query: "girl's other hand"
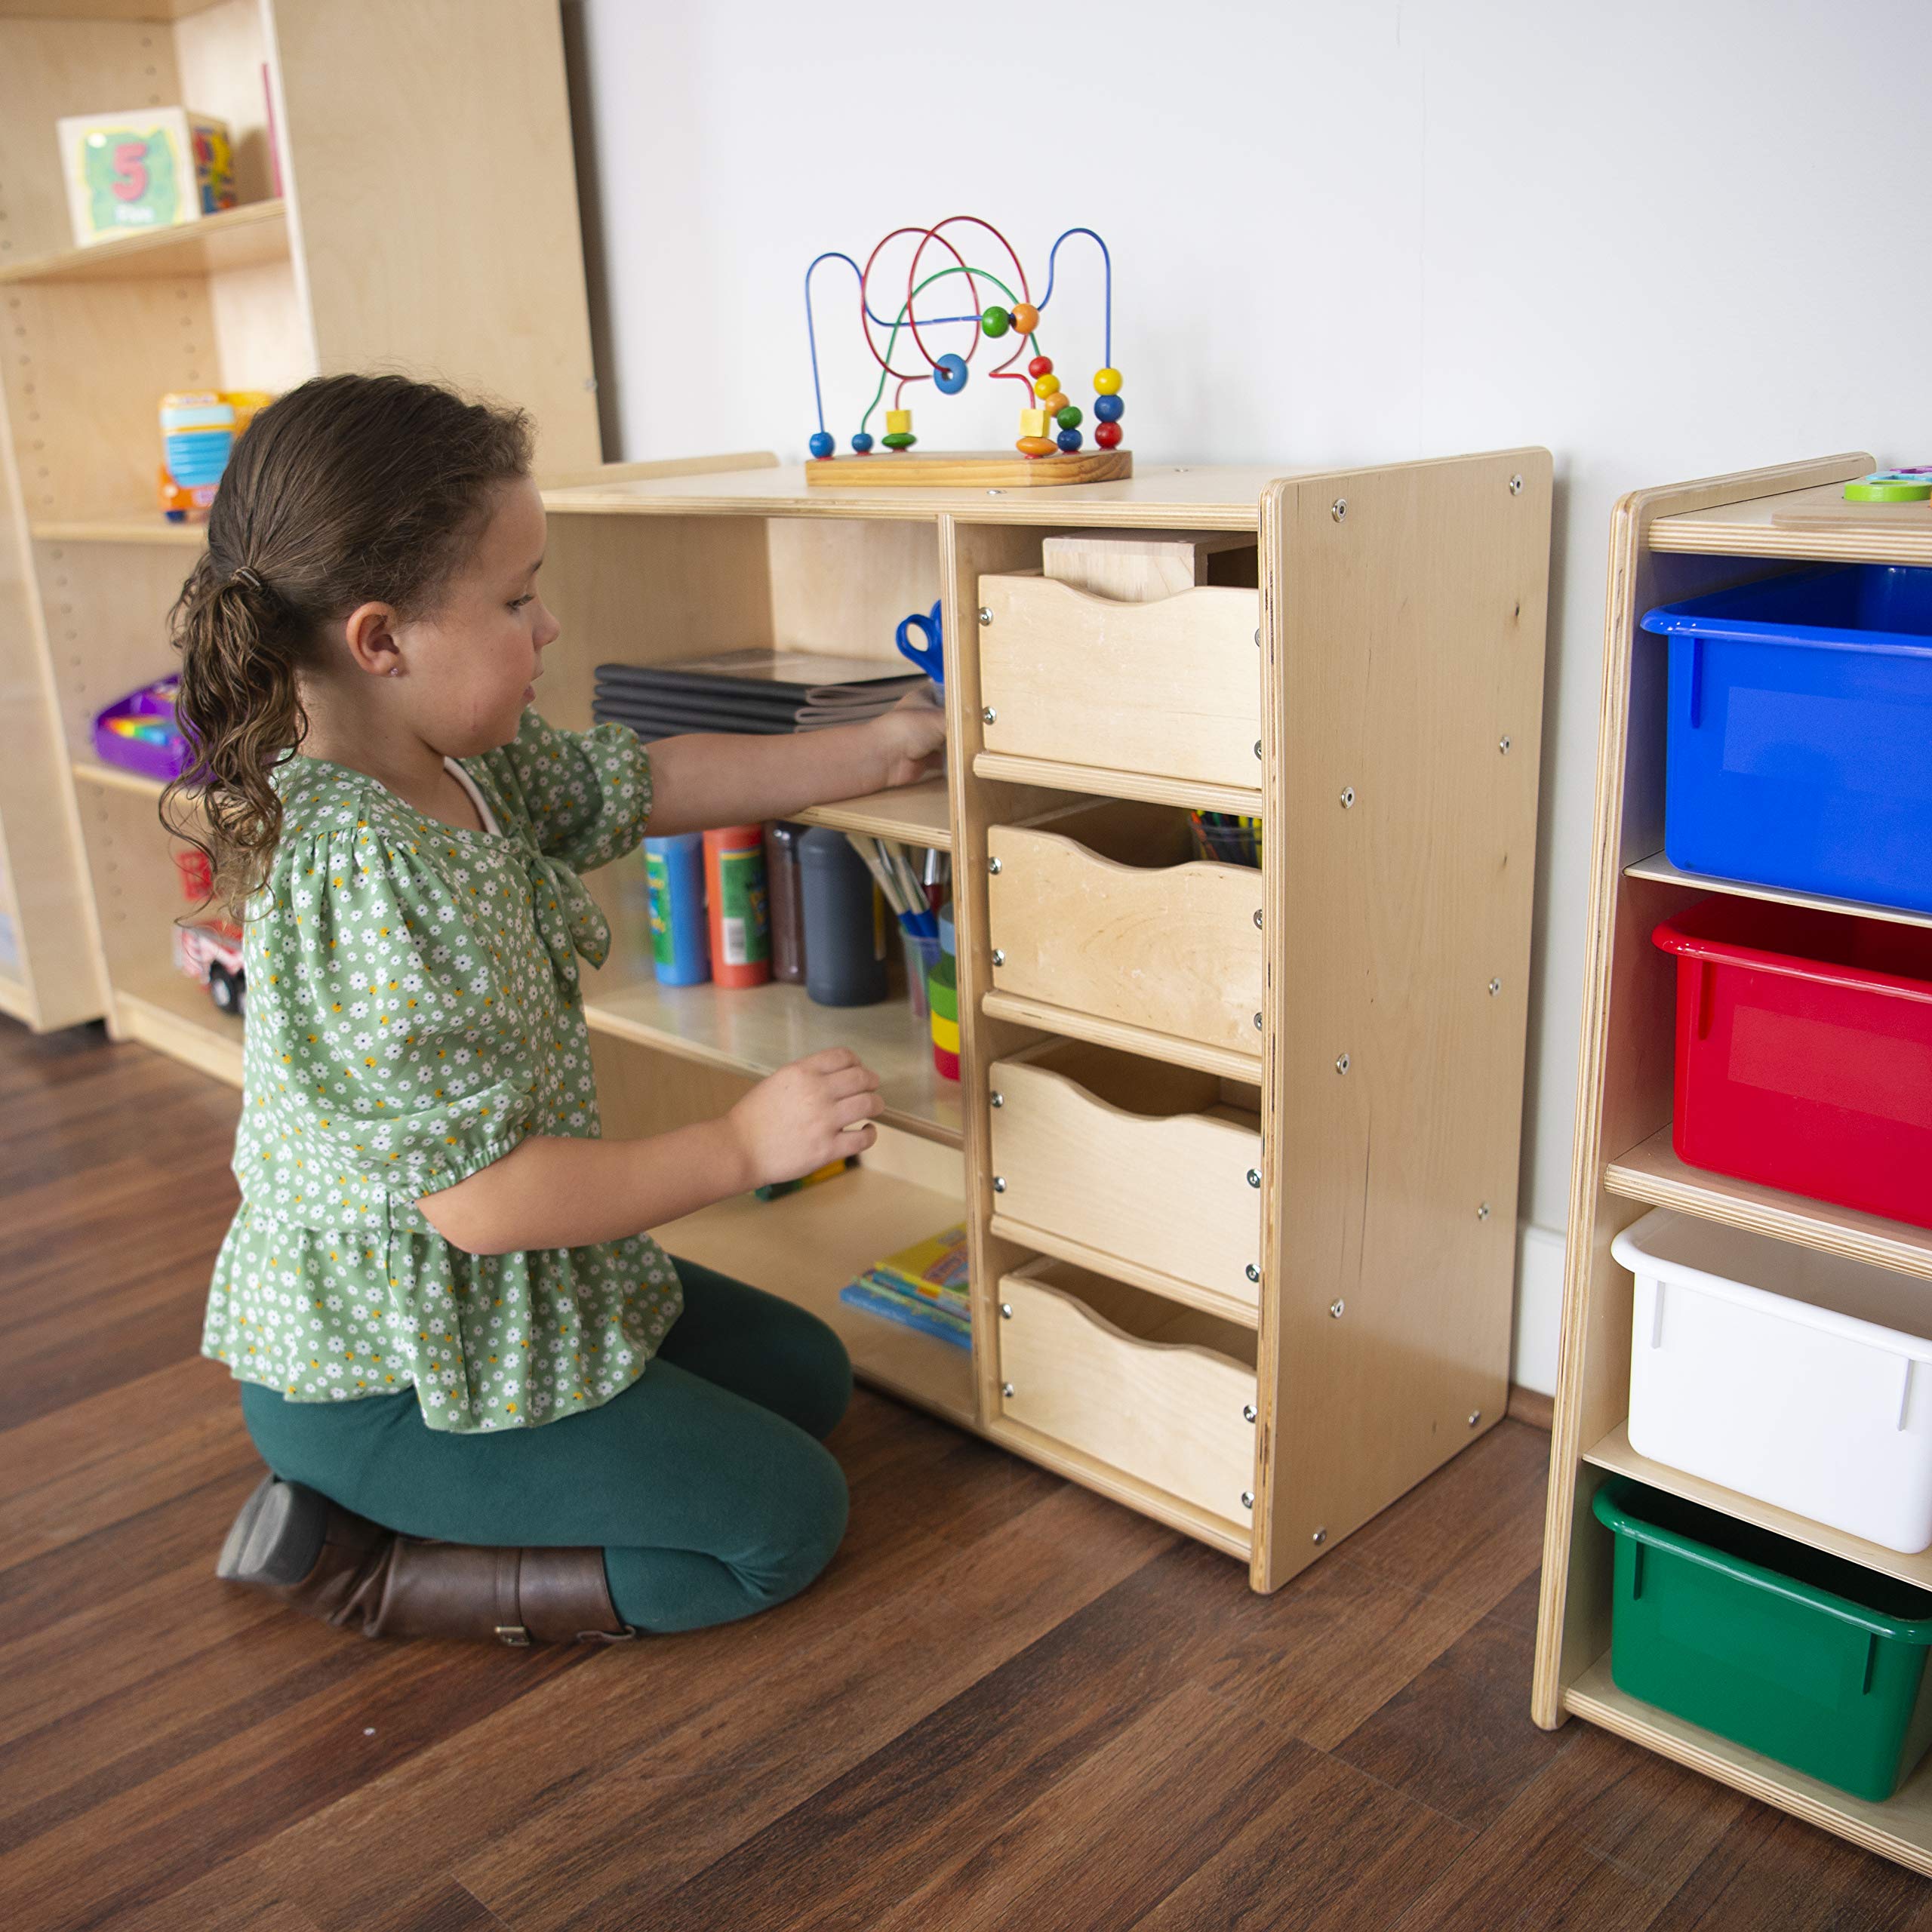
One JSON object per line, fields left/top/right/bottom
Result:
{"left": 872, "top": 688, "right": 948, "bottom": 789}
{"left": 727, "top": 1048, "right": 883, "bottom": 1186}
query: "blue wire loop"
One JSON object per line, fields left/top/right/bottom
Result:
{"left": 1040, "top": 227, "right": 1112, "bottom": 365}
{"left": 804, "top": 251, "right": 864, "bottom": 437}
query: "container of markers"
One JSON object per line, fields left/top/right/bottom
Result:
{"left": 1190, "top": 809, "right": 1263, "bottom": 868}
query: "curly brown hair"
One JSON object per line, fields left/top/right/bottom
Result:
{"left": 163, "top": 373, "right": 533, "bottom": 915}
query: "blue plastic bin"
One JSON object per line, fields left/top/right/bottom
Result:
{"left": 1642, "top": 565, "right": 1932, "bottom": 912}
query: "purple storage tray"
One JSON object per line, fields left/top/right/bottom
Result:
{"left": 93, "top": 675, "right": 195, "bottom": 782}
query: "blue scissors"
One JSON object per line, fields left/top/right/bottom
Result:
{"left": 894, "top": 601, "right": 944, "bottom": 686}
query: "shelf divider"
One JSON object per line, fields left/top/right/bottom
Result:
{"left": 1625, "top": 851, "right": 1932, "bottom": 933}
{"left": 0, "top": 198, "right": 288, "bottom": 288}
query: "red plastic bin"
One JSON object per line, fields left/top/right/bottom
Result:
{"left": 1655, "top": 897, "right": 1932, "bottom": 1229}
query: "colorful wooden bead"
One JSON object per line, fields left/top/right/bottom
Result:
{"left": 808, "top": 431, "right": 834, "bottom": 460}
{"left": 1093, "top": 366, "right": 1123, "bottom": 395}
{"left": 1054, "top": 404, "right": 1083, "bottom": 429}
{"left": 980, "top": 306, "right": 1011, "bottom": 338}
{"left": 1016, "top": 435, "right": 1057, "bottom": 458}
{"left": 1032, "top": 373, "right": 1059, "bottom": 400}
{"left": 1094, "top": 392, "right": 1123, "bottom": 423}
{"left": 1094, "top": 420, "right": 1122, "bottom": 450}
{"left": 1056, "top": 427, "right": 1083, "bottom": 453}
{"left": 1039, "top": 391, "right": 1069, "bottom": 417}
{"left": 1019, "top": 407, "right": 1049, "bottom": 438}
{"left": 933, "top": 352, "right": 968, "bottom": 395}
{"left": 1011, "top": 303, "right": 1040, "bottom": 334}
{"left": 851, "top": 431, "right": 875, "bottom": 454}
{"left": 886, "top": 409, "right": 912, "bottom": 435}
{"left": 1027, "top": 355, "right": 1054, "bottom": 380}
{"left": 882, "top": 431, "right": 917, "bottom": 450}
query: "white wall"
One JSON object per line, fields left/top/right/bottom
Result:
{"left": 566, "top": 0, "right": 1932, "bottom": 1390}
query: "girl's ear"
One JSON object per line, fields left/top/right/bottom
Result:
{"left": 342, "top": 600, "right": 403, "bottom": 678}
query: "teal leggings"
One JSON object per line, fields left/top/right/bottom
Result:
{"left": 238, "top": 1260, "right": 852, "bottom": 1634}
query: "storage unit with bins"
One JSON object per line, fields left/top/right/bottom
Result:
{"left": 0, "top": 0, "right": 604, "bottom": 1041}
{"left": 1534, "top": 453, "right": 1932, "bottom": 1867}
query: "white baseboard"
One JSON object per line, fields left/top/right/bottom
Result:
{"left": 1511, "top": 1220, "right": 1568, "bottom": 1397}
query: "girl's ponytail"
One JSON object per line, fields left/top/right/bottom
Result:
{"left": 158, "top": 374, "right": 533, "bottom": 920}
{"left": 165, "top": 552, "right": 307, "bottom": 918}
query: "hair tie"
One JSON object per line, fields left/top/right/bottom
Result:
{"left": 232, "top": 566, "right": 264, "bottom": 593}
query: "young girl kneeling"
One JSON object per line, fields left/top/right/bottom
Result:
{"left": 173, "top": 373, "right": 946, "bottom": 1645}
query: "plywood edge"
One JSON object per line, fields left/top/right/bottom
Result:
{"left": 539, "top": 451, "right": 780, "bottom": 493}
{"left": 989, "top": 1214, "right": 1259, "bottom": 1327}
{"left": 973, "top": 751, "right": 1265, "bottom": 817}
{"left": 980, "top": 991, "right": 1262, "bottom": 1083}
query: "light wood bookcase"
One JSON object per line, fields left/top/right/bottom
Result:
{"left": 0, "top": 0, "right": 602, "bottom": 1036}
{"left": 528, "top": 452, "right": 1550, "bottom": 1589}
{"left": 1530, "top": 453, "right": 1932, "bottom": 1870}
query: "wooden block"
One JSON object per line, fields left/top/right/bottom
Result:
{"left": 1019, "top": 408, "right": 1049, "bottom": 438}
{"left": 886, "top": 409, "right": 912, "bottom": 435}
{"left": 1042, "top": 530, "right": 1260, "bottom": 604}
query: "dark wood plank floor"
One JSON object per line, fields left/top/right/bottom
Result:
{"left": 5, "top": 1018, "right": 1932, "bottom": 1932}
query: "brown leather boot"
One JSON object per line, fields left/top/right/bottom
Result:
{"left": 216, "top": 1473, "right": 636, "bottom": 1645}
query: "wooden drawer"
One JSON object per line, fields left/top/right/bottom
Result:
{"left": 985, "top": 804, "right": 1265, "bottom": 1059}
{"left": 997, "top": 1259, "right": 1258, "bottom": 1527}
{"left": 989, "top": 1038, "right": 1262, "bottom": 1320}
{"left": 977, "top": 572, "right": 1262, "bottom": 789}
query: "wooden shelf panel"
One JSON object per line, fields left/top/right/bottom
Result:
{"left": 1565, "top": 1654, "right": 1932, "bottom": 1877}
{"left": 795, "top": 780, "right": 951, "bottom": 851}
{"left": 980, "top": 989, "right": 1263, "bottom": 1085}
{"left": 974, "top": 751, "right": 1265, "bottom": 818}
{"left": 1583, "top": 1422, "right": 1932, "bottom": 1592}
{"left": 1604, "top": 1126, "right": 1932, "bottom": 1282}
{"left": 31, "top": 515, "right": 205, "bottom": 547}
{"left": 114, "top": 973, "right": 243, "bottom": 1086}
{"left": 73, "top": 758, "right": 168, "bottom": 799}
{"left": 0, "top": 199, "right": 288, "bottom": 288}
{"left": 657, "top": 1164, "right": 974, "bottom": 1429}
{"left": 1625, "top": 853, "right": 1932, "bottom": 932}
{"left": 1650, "top": 481, "right": 1932, "bottom": 568}
{"left": 586, "top": 973, "right": 962, "bottom": 1147}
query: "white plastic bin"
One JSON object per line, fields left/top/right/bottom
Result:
{"left": 1613, "top": 1208, "right": 1932, "bottom": 1553}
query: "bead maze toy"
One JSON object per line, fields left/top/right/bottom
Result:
{"left": 803, "top": 217, "right": 1131, "bottom": 489}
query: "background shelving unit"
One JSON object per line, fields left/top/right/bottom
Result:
{"left": 0, "top": 0, "right": 603, "bottom": 1043}
{"left": 1531, "top": 451, "right": 1932, "bottom": 1874}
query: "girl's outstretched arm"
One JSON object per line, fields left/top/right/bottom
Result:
{"left": 641, "top": 691, "right": 946, "bottom": 838}
{"left": 417, "top": 1048, "right": 882, "bottom": 1255}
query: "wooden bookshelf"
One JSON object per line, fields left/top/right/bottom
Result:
{"left": 1531, "top": 451, "right": 1932, "bottom": 1877}
{"left": 0, "top": 198, "right": 288, "bottom": 288}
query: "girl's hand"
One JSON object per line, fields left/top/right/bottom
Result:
{"left": 870, "top": 689, "right": 948, "bottom": 790}
{"left": 727, "top": 1048, "right": 883, "bottom": 1186}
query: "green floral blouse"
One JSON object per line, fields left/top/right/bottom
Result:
{"left": 202, "top": 709, "right": 683, "bottom": 1432}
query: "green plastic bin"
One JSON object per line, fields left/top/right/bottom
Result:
{"left": 1594, "top": 1478, "right": 1932, "bottom": 1800}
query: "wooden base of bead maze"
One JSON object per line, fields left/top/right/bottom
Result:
{"left": 804, "top": 448, "right": 1133, "bottom": 489}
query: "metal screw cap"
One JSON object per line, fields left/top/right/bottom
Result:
{"left": 1001, "top": 1381, "right": 1015, "bottom": 1398}
{"left": 981, "top": 705, "right": 996, "bottom": 724}
{"left": 1241, "top": 1491, "right": 1255, "bottom": 1510}
{"left": 1330, "top": 1299, "right": 1345, "bottom": 1318}
{"left": 1254, "top": 1011, "right": 1264, "bottom": 1030}
{"left": 1312, "top": 1527, "right": 1327, "bottom": 1545}
{"left": 1247, "top": 1168, "right": 1262, "bottom": 1189}
{"left": 1477, "top": 1201, "right": 1491, "bottom": 1220}
{"left": 1335, "top": 1052, "right": 1350, "bottom": 1074}
{"left": 989, "top": 855, "right": 1001, "bottom": 874}
{"left": 977, "top": 606, "right": 994, "bottom": 624}
{"left": 1468, "top": 1409, "right": 1483, "bottom": 1427}
{"left": 991, "top": 948, "right": 1006, "bottom": 967}
{"left": 1254, "top": 740, "right": 1263, "bottom": 759}
{"left": 1509, "top": 474, "right": 1524, "bottom": 495}
{"left": 989, "top": 1091, "right": 1004, "bottom": 1108}
{"left": 1487, "top": 977, "right": 1502, "bottom": 996}
{"left": 1245, "top": 1263, "right": 1260, "bottom": 1284}
{"left": 1331, "top": 498, "right": 1347, "bottom": 522}
{"left": 992, "top": 1175, "right": 1006, "bottom": 1193}
{"left": 1243, "top": 1403, "right": 1258, "bottom": 1423}
{"left": 1500, "top": 735, "right": 1512, "bottom": 754}
{"left": 1254, "top": 908, "right": 1263, "bottom": 929}
{"left": 1340, "top": 786, "right": 1355, "bottom": 808}
{"left": 1000, "top": 1302, "right": 1013, "bottom": 1319}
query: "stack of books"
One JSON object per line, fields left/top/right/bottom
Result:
{"left": 593, "top": 650, "right": 924, "bottom": 743}
{"left": 838, "top": 1223, "right": 971, "bottom": 1350}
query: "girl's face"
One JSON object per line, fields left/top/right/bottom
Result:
{"left": 398, "top": 475, "right": 559, "bottom": 757}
